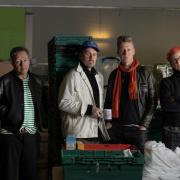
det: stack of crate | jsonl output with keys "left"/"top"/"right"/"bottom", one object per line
{"left": 48, "top": 36, "right": 92, "bottom": 166}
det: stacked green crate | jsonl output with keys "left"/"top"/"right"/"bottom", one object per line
{"left": 61, "top": 150, "right": 144, "bottom": 180}
{"left": 48, "top": 36, "right": 92, "bottom": 166}
{"left": 48, "top": 36, "right": 92, "bottom": 74}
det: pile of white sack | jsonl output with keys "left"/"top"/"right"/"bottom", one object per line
{"left": 143, "top": 141, "right": 180, "bottom": 180}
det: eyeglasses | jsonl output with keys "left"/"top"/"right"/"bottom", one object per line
{"left": 172, "top": 56, "right": 180, "bottom": 62}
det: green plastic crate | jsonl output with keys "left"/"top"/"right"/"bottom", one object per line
{"left": 61, "top": 150, "right": 144, "bottom": 180}
{"left": 49, "top": 36, "right": 92, "bottom": 46}
{"left": 53, "top": 54, "right": 79, "bottom": 68}
{"left": 48, "top": 36, "right": 92, "bottom": 75}
{"left": 63, "top": 164, "right": 143, "bottom": 180}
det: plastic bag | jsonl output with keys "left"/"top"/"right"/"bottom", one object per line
{"left": 142, "top": 141, "right": 180, "bottom": 180}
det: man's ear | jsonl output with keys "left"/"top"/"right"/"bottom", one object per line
{"left": 133, "top": 47, "right": 136, "bottom": 56}
{"left": 11, "top": 59, "right": 14, "bottom": 67}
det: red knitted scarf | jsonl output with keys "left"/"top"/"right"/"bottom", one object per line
{"left": 112, "top": 59, "right": 139, "bottom": 118}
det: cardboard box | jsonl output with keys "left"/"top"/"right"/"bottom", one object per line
{"left": 52, "top": 166, "right": 63, "bottom": 180}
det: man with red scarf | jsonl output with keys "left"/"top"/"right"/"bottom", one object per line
{"left": 160, "top": 47, "right": 180, "bottom": 150}
{"left": 104, "top": 35, "right": 156, "bottom": 152}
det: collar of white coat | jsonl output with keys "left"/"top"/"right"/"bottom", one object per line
{"left": 76, "top": 63, "right": 99, "bottom": 74}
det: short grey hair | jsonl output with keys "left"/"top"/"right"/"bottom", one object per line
{"left": 117, "top": 35, "right": 134, "bottom": 48}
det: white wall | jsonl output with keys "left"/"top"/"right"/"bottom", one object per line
{"left": 31, "top": 8, "right": 180, "bottom": 65}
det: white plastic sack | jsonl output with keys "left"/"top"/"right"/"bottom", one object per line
{"left": 174, "top": 147, "right": 180, "bottom": 160}
{"left": 159, "top": 177, "right": 180, "bottom": 180}
{"left": 142, "top": 141, "right": 180, "bottom": 180}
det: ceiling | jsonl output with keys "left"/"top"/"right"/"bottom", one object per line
{"left": 1, "top": 0, "right": 180, "bottom": 9}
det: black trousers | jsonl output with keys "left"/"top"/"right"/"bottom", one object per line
{"left": 162, "top": 129, "right": 180, "bottom": 151}
{"left": 107, "top": 122, "right": 147, "bottom": 152}
{"left": 0, "top": 133, "right": 40, "bottom": 180}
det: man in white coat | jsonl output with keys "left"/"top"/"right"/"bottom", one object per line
{"left": 58, "top": 40, "right": 109, "bottom": 143}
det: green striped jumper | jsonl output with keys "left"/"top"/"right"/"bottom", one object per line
{"left": 21, "top": 76, "right": 37, "bottom": 134}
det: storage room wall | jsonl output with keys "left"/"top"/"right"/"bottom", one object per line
{"left": 31, "top": 8, "right": 180, "bottom": 65}
{"left": 0, "top": 7, "right": 25, "bottom": 60}
{"left": 0, "top": 7, "right": 25, "bottom": 77}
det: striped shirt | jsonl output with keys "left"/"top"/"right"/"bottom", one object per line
{"left": 21, "top": 76, "right": 37, "bottom": 134}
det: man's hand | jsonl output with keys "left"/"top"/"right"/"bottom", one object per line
{"left": 91, "top": 105, "right": 102, "bottom": 119}
{"left": 106, "top": 122, "right": 112, "bottom": 129}
{"left": 169, "top": 96, "right": 175, "bottom": 103}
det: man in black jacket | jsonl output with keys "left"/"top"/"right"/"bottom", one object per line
{"left": 0, "top": 47, "right": 44, "bottom": 180}
{"left": 160, "top": 46, "right": 180, "bottom": 150}
{"left": 104, "top": 35, "right": 156, "bottom": 152}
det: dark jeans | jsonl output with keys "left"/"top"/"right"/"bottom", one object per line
{"left": 107, "top": 122, "right": 147, "bottom": 152}
{"left": 0, "top": 133, "right": 40, "bottom": 180}
{"left": 162, "top": 129, "right": 180, "bottom": 150}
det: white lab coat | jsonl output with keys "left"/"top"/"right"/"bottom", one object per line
{"left": 58, "top": 63, "right": 109, "bottom": 140}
